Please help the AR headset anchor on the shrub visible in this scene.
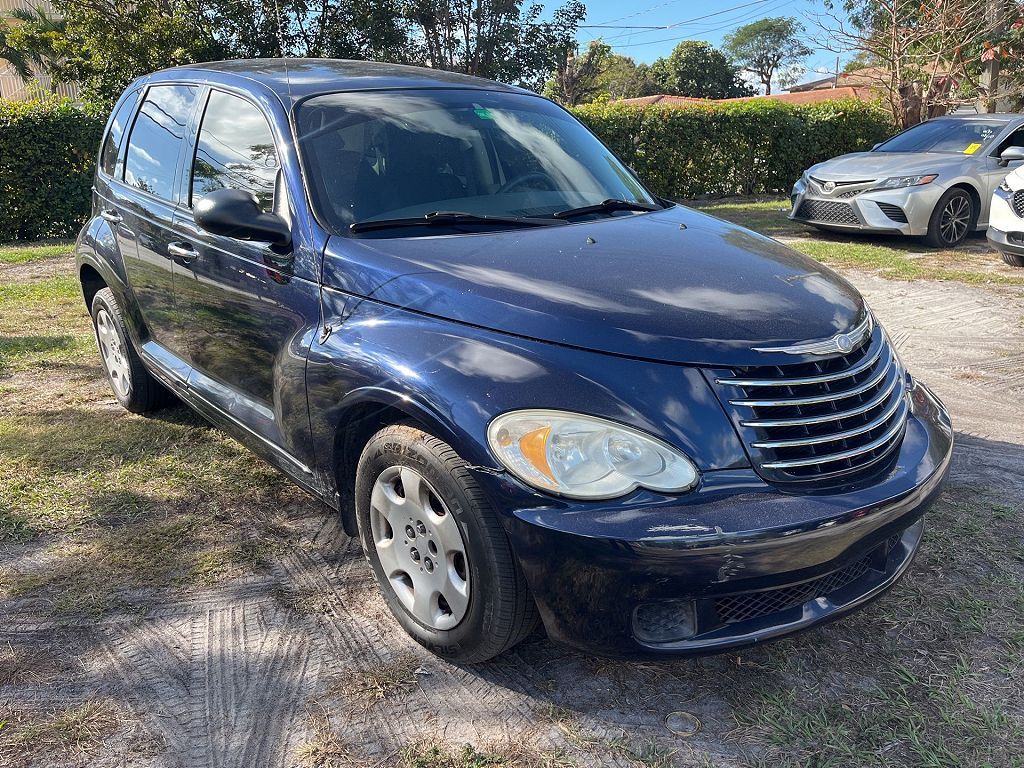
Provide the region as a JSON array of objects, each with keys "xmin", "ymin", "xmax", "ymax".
[
  {"xmin": 572, "ymin": 97, "xmax": 896, "ymax": 199},
  {"xmin": 0, "ymin": 98, "xmax": 104, "ymax": 242}
]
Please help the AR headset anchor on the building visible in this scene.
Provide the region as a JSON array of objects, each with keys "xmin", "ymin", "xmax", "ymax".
[
  {"xmin": 0, "ymin": 0, "xmax": 77, "ymax": 100},
  {"xmin": 615, "ymin": 86, "xmax": 875, "ymax": 108}
]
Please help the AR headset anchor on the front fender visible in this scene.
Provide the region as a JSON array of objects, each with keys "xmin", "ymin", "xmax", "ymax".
[{"xmin": 306, "ymin": 289, "xmax": 750, "ymax": 506}]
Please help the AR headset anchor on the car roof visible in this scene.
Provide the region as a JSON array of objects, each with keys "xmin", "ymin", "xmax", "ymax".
[{"xmin": 147, "ymin": 58, "xmax": 531, "ymax": 103}]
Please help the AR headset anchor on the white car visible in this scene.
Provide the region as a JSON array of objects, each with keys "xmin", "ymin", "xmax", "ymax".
[{"xmin": 987, "ymin": 156, "xmax": 1024, "ymax": 267}]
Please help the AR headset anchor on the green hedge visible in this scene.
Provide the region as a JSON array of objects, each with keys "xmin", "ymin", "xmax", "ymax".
[
  {"xmin": 572, "ymin": 98, "xmax": 896, "ymax": 199},
  {"xmin": 0, "ymin": 98, "xmax": 104, "ymax": 242},
  {"xmin": 0, "ymin": 95, "xmax": 893, "ymax": 243}
]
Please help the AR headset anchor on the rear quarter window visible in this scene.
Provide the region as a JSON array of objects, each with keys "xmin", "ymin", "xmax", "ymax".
[
  {"xmin": 100, "ymin": 89, "xmax": 140, "ymax": 177},
  {"xmin": 124, "ymin": 84, "xmax": 199, "ymax": 201}
]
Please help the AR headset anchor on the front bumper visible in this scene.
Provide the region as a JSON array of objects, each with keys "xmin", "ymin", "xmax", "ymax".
[
  {"xmin": 789, "ymin": 177, "xmax": 944, "ymax": 237},
  {"xmin": 987, "ymin": 186, "xmax": 1024, "ymax": 256},
  {"xmin": 486, "ymin": 380, "xmax": 952, "ymax": 658}
]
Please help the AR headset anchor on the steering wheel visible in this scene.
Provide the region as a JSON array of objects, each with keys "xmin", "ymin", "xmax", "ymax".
[{"xmin": 497, "ymin": 171, "xmax": 557, "ymax": 194}]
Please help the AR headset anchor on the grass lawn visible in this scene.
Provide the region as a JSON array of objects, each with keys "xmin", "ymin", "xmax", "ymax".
[
  {"xmin": 693, "ymin": 197, "xmax": 1024, "ymax": 286},
  {"xmin": 0, "ymin": 240, "xmax": 74, "ymax": 265}
]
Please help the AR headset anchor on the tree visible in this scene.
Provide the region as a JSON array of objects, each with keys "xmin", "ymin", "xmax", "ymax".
[
  {"xmin": 51, "ymin": 0, "xmax": 411, "ymax": 106},
  {"xmin": 649, "ymin": 40, "xmax": 754, "ymax": 99},
  {"xmin": 723, "ymin": 17, "xmax": 813, "ymax": 95},
  {"xmin": 545, "ymin": 40, "xmax": 610, "ymax": 105},
  {"xmin": 819, "ymin": 0, "xmax": 1011, "ymax": 126},
  {"xmin": 1, "ymin": 4, "xmax": 67, "ymax": 86},
  {"xmin": 403, "ymin": 0, "xmax": 586, "ymax": 92},
  {"xmin": 596, "ymin": 54, "xmax": 657, "ymax": 99}
]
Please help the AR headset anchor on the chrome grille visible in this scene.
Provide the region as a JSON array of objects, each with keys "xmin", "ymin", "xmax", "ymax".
[
  {"xmin": 1013, "ymin": 190, "xmax": 1024, "ymax": 218},
  {"xmin": 795, "ymin": 199, "xmax": 859, "ymax": 225},
  {"xmin": 712, "ymin": 324, "xmax": 909, "ymax": 483}
]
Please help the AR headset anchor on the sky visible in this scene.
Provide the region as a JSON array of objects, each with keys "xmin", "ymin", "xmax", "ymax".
[{"xmin": 575, "ymin": 0, "xmax": 851, "ymax": 89}]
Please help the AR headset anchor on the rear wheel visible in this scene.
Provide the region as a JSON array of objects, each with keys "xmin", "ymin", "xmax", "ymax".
[
  {"xmin": 355, "ymin": 424, "xmax": 538, "ymax": 662},
  {"xmin": 924, "ymin": 188, "xmax": 974, "ymax": 248},
  {"xmin": 90, "ymin": 288, "xmax": 173, "ymax": 413},
  {"xmin": 1001, "ymin": 250, "xmax": 1024, "ymax": 267}
]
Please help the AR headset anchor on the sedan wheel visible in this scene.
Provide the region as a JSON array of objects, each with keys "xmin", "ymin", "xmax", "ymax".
[{"xmin": 924, "ymin": 188, "xmax": 974, "ymax": 248}]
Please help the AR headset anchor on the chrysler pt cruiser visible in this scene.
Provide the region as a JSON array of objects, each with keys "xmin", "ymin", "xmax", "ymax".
[{"xmin": 76, "ymin": 60, "xmax": 953, "ymax": 662}]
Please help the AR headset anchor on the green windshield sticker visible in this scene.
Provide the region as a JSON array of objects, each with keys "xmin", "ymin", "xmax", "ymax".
[{"xmin": 474, "ymin": 107, "xmax": 494, "ymax": 120}]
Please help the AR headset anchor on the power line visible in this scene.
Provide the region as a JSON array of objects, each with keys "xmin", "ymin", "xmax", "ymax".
[
  {"xmin": 598, "ymin": 0, "xmax": 776, "ymax": 44},
  {"xmin": 610, "ymin": 0, "xmax": 796, "ymax": 49}
]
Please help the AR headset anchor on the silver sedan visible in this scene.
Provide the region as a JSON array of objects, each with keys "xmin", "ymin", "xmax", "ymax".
[{"xmin": 790, "ymin": 114, "xmax": 1024, "ymax": 247}]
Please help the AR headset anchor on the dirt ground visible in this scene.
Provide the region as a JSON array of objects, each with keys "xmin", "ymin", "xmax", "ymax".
[{"xmin": 2, "ymin": 260, "xmax": 1023, "ymax": 768}]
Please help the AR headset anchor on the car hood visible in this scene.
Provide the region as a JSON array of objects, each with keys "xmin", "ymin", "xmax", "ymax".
[
  {"xmin": 321, "ymin": 205, "xmax": 866, "ymax": 366},
  {"xmin": 807, "ymin": 151, "xmax": 968, "ymax": 180}
]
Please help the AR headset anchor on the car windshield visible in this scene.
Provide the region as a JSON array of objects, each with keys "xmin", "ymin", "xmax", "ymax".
[
  {"xmin": 295, "ymin": 89, "xmax": 658, "ymax": 233},
  {"xmin": 874, "ymin": 119, "xmax": 1005, "ymax": 154}
]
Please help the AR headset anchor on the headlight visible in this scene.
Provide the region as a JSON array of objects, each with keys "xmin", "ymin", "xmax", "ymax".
[
  {"xmin": 999, "ymin": 179, "xmax": 1012, "ymax": 193},
  {"xmin": 487, "ymin": 410, "xmax": 699, "ymax": 499},
  {"xmin": 874, "ymin": 174, "xmax": 938, "ymax": 190}
]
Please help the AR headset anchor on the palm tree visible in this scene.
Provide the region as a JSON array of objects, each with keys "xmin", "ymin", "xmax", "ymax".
[{"xmin": 1, "ymin": 5, "xmax": 66, "ymax": 85}]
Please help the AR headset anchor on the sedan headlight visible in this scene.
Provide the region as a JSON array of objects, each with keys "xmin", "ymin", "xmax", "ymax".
[
  {"xmin": 874, "ymin": 174, "xmax": 938, "ymax": 190},
  {"xmin": 487, "ymin": 410, "xmax": 699, "ymax": 499}
]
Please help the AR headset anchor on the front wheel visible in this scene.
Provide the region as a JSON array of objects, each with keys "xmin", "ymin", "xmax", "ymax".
[
  {"xmin": 355, "ymin": 424, "xmax": 538, "ymax": 663},
  {"xmin": 1001, "ymin": 250, "xmax": 1024, "ymax": 267},
  {"xmin": 924, "ymin": 188, "xmax": 974, "ymax": 248}
]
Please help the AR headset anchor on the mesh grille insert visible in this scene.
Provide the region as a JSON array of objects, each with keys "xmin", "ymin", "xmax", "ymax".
[
  {"xmin": 1013, "ymin": 190, "xmax": 1024, "ymax": 218},
  {"xmin": 795, "ymin": 199, "xmax": 860, "ymax": 225},
  {"xmin": 715, "ymin": 555, "xmax": 873, "ymax": 624}
]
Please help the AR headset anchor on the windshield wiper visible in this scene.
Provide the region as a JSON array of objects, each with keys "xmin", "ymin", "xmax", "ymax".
[
  {"xmin": 350, "ymin": 210, "xmax": 565, "ymax": 233},
  {"xmin": 553, "ymin": 198, "xmax": 660, "ymax": 220}
]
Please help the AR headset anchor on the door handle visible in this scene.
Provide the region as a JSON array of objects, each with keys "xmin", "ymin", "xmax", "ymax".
[
  {"xmin": 99, "ymin": 209, "xmax": 123, "ymax": 225},
  {"xmin": 168, "ymin": 242, "xmax": 199, "ymax": 263}
]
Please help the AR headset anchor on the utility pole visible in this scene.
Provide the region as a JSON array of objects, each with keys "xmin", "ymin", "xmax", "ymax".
[{"xmin": 979, "ymin": 0, "xmax": 1008, "ymax": 112}]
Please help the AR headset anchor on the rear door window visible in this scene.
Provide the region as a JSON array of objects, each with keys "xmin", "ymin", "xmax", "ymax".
[
  {"xmin": 190, "ymin": 90, "xmax": 279, "ymax": 212},
  {"xmin": 124, "ymin": 84, "xmax": 199, "ymax": 201},
  {"xmin": 100, "ymin": 89, "xmax": 140, "ymax": 177}
]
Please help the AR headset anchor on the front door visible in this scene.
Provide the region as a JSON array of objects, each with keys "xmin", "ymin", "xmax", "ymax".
[
  {"xmin": 171, "ymin": 88, "xmax": 320, "ymax": 475},
  {"xmin": 117, "ymin": 83, "xmax": 200, "ymax": 375}
]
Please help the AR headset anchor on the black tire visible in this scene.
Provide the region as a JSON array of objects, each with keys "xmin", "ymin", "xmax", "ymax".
[
  {"xmin": 1001, "ymin": 250, "xmax": 1024, "ymax": 268},
  {"xmin": 90, "ymin": 287, "xmax": 173, "ymax": 413},
  {"xmin": 355, "ymin": 424, "xmax": 539, "ymax": 663},
  {"xmin": 924, "ymin": 187, "xmax": 975, "ymax": 248}
]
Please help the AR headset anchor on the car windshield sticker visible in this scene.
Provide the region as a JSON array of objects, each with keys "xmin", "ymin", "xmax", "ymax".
[
  {"xmin": 964, "ymin": 142, "xmax": 983, "ymax": 154},
  {"xmin": 472, "ymin": 104, "xmax": 494, "ymax": 120}
]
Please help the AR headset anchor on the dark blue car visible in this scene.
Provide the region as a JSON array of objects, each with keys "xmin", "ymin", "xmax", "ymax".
[{"xmin": 76, "ymin": 59, "xmax": 953, "ymax": 661}]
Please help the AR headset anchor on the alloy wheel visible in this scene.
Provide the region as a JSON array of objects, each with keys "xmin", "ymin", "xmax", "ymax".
[
  {"xmin": 95, "ymin": 307, "xmax": 132, "ymax": 399},
  {"xmin": 938, "ymin": 195, "xmax": 970, "ymax": 245},
  {"xmin": 369, "ymin": 466, "xmax": 470, "ymax": 630}
]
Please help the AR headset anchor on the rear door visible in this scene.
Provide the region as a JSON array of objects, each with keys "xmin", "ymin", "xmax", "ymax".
[
  {"xmin": 117, "ymin": 83, "xmax": 200, "ymax": 380},
  {"xmin": 171, "ymin": 88, "xmax": 320, "ymax": 477}
]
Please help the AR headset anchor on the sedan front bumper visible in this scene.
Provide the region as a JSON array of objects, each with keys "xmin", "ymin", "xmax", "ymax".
[
  {"xmin": 789, "ymin": 177, "xmax": 945, "ymax": 237},
  {"xmin": 485, "ymin": 379, "xmax": 952, "ymax": 658}
]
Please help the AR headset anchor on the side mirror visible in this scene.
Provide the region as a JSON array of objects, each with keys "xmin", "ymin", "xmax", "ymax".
[
  {"xmin": 999, "ymin": 146, "xmax": 1024, "ymax": 167},
  {"xmin": 194, "ymin": 188, "xmax": 291, "ymax": 247}
]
